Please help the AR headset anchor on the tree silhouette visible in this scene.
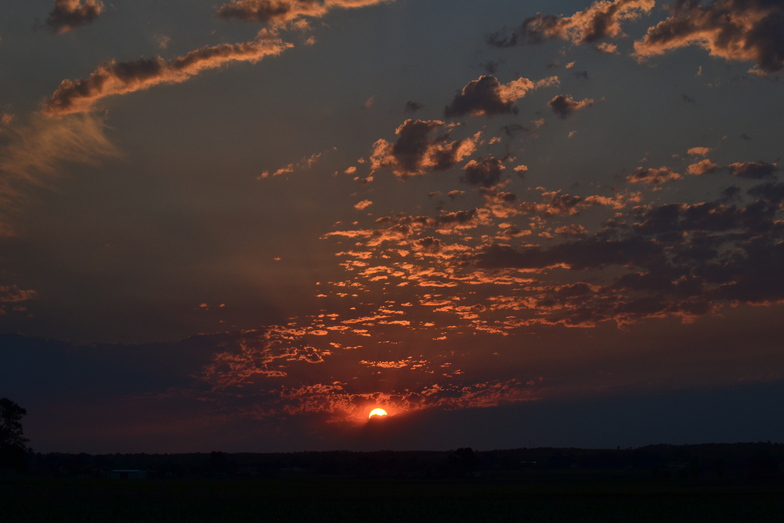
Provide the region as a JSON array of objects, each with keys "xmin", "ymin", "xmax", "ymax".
[{"xmin": 0, "ymin": 398, "xmax": 30, "ymax": 473}]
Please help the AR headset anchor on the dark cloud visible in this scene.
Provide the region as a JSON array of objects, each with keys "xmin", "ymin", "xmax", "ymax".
[
  {"xmin": 748, "ymin": 181, "xmax": 784, "ymax": 204},
  {"xmin": 501, "ymin": 123, "xmax": 527, "ymax": 137},
  {"xmin": 481, "ymin": 60, "xmax": 500, "ymax": 74},
  {"xmin": 404, "ymin": 100, "xmax": 424, "ymax": 113},
  {"xmin": 487, "ymin": 0, "xmax": 654, "ymax": 47},
  {"xmin": 476, "ymin": 236, "xmax": 663, "ymax": 271},
  {"xmin": 574, "ymin": 70, "xmax": 590, "ymax": 81},
  {"xmin": 368, "ymin": 119, "xmax": 480, "ymax": 178},
  {"xmin": 444, "ymin": 75, "xmax": 555, "ymax": 119},
  {"xmin": 44, "ymin": 38, "xmax": 291, "ymax": 116},
  {"xmin": 729, "ymin": 161, "xmax": 779, "ymax": 179},
  {"xmin": 462, "ymin": 157, "xmax": 505, "ymax": 187},
  {"xmin": 682, "ymin": 94, "xmax": 697, "ymax": 104},
  {"xmin": 47, "ymin": 0, "xmax": 103, "ymax": 34},
  {"xmin": 548, "ymin": 94, "xmax": 594, "ymax": 119},
  {"xmin": 720, "ymin": 185, "xmax": 743, "ymax": 202},
  {"xmin": 634, "ymin": 0, "xmax": 784, "ymax": 73}
]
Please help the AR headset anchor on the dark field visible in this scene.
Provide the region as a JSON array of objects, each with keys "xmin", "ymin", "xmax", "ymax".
[{"xmin": 2, "ymin": 475, "xmax": 783, "ymax": 523}]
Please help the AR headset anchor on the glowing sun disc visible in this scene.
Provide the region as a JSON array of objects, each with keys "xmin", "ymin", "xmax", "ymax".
[{"xmin": 368, "ymin": 408, "xmax": 388, "ymax": 419}]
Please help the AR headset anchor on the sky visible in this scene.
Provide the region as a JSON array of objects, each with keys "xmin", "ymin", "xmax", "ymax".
[{"xmin": 1, "ymin": 0, "xmax": 784, "ymax": 453}]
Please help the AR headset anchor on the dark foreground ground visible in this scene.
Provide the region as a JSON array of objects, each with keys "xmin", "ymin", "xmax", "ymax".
[{"xmin": 2, "ymin": 474, "xmax": 783, "ymax": 523}]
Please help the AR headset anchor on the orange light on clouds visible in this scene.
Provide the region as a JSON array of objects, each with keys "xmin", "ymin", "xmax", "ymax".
[{"xmin": 368, "ymin": 408, "xmax": 388, "ymax": 419}]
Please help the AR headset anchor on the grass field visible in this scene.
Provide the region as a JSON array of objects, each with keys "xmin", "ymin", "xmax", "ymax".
[{"xmin": 2, "ymin": 475, "xmax": 783, "ymax": 522}]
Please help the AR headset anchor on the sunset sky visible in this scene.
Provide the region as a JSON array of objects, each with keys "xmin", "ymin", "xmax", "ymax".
[{"xmin": 2, "ymin": 0, "xmax": 784, "ymax": 453}]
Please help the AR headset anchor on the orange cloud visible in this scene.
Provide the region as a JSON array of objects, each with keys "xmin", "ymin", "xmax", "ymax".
[
  {"xmin": 548, "ymin": 94, "xmax": 594, "ymax": 119},
  {"xmin": 634, "ymin": 0, "xmax": 784, "ymax": 73},
  {"xmin": 216, "ymin": 0, "xmax": 394, "ymax": 28},
  {"xmin": 258, "ymin": 147, "xmax": 335, "ymax": 178},
  {"xmin": 687, "ymin": 146, "xmax": 711, "ymax": 156},
  {"xmin": 444, "ymin": 75, "xmax": 558, "ymax": 118},
  {"xmin": 44, "ymin": 37, "xmax": 292, "ymax": 116},
  {"xmin": 488, "ymin": 0, "xmax": 654, "ymax": 47},
  {"xmin": 368, "ymin": 119, "xmax": 480, "ymax": 179},
  {"xmin": 625, "ymin": 166, "xmax": 682, "ymax": 185},
  {"xmin": 687, "ymin": 159, "xmax": 718, "ymax": 175}
]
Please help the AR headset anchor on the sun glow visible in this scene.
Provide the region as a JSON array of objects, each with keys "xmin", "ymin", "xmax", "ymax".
[{"xmin": 368, "ymin": 408, "xmax": 388, "ymax": 419}]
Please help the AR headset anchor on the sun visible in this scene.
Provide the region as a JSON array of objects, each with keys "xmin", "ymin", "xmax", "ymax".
[{"xmin": 368, "ymin": 408, "xmax": 388, "ymax": 419}]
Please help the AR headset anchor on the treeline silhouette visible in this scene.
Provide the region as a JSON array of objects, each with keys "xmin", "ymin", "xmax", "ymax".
[{"xmin": 21, "ymin": 442, "xmax": 784, "ymax": 482}]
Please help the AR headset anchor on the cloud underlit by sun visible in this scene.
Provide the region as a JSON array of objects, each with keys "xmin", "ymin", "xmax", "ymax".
[{"xmin": 368, "ymin": 408, "xmax": 388, "ymax": 419}]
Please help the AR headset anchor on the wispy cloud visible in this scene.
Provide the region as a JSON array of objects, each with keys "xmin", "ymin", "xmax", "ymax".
[
  {"xmin": 0, "ymin": 114, "xmax": 120, "ymax": 231},
  {"xmin": 258, "ymin": 147, "xmax": 336, "ymax": 178}
]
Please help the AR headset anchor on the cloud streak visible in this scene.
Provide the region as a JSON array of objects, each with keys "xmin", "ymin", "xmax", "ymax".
[
  {"xmin": 216, "ymin": 0, "xmax": 394, "ymax": 28},
  {"xmin": 0, "ymin": 114, "xmax": 120, "ymax": 231},
  {"xmin": 44, "ymin": 37, "xmax": 292, "ymax": 116}
]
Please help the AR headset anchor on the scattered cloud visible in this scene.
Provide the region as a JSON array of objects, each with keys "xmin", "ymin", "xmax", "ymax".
[
  {"xmin": 444, "ymin": 75, "xmax": 558, "ymax": 118},
  {"xmin": 368, "ymin": 119, "xmax": 480, "ymax": 179},
  {"xmin": 47, "ymin": 0, "xmax": 104, "ymax": 34},
  {"xmin": 687, "ymin": 159, "xmax": 718, "ymax": 175},
  {"xmin": 404, "ymin": 100, "xmax": 424, "ymax": 113},
  {"xmin": 625, "ymin": 166, "xmax": 682, "ymax": 185},
  {"xmin": 462, "ymin": 157, "xmax": 505, "ymax": 187},
  {"xmin": 259, "ymin": 147, "xmax": 335, "ymax": 178},
  {"xmin": 729, "ymin": 161, "xmax": 779, "ymax": 179},
  {"xmin": 687, "ymin": 146, "xmax": 711, "ymax": 156},
  {"xmin": 548, "ymin": 94, "xmax": 594, "ymax": 119}
]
